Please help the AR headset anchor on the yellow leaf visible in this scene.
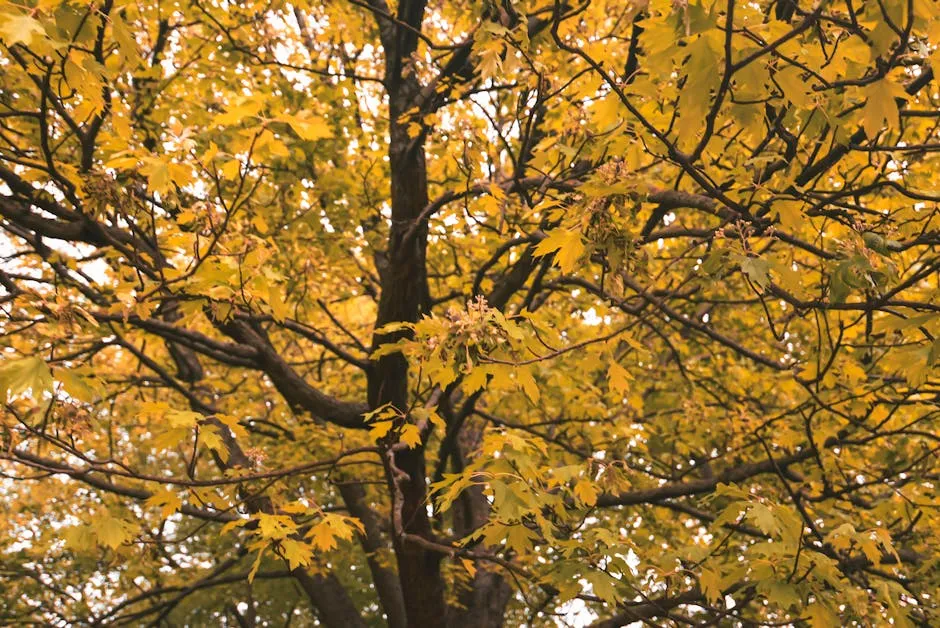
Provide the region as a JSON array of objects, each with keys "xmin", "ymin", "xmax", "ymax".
[
  {"xmin": 268, "ymin": 283, "xmax": 289, "ymax": 322},
  {"xmin": 256, "ymin": 514, "xmax": 296, "ymax": 540},
  {"xmin": 105, "ymin": 155, "xmax": 140, "ymax": 170},
  {"xmin": 0, "ymin": 13, "xmax": 46, "ymax": 47},
  {"xmin": 248, "ymin": 548, "xmax": 265, "ymax": 583},
  {"xmin": 111, "ymin": 13, "xmax": 139, "ymax": 67},
  {"xmin": 412, "ymin": 406, "xmax": 446, "ymax": 430},
  {"xmin": 773, "ymin": 199, "xmax": 804, "ymax": 232},
  {"xmin": 203, "ymin": 141, "xmax": 219, "ymax": 163},
  {"xmin": 369, "ymin": 420, "xmax": 395, "ymax": 441},
  {"xmin": 306, "ymin": 513, "xmax": 362, "ymax": 551},
  {"xmin": 94, "ymin": 513, "xmax": 134, "ymax": 549},
  {"xmin": 462, "ymin": 364, "xmax": 493, "ymax": 394},
  {"xmin": 515, "ymin": 367, "xmax": 540, "ymax": 403},
  {"xmin": 699, "ymin": 567, "xmax": 722, "ymax": 603},
  {"xmin": 278, "ymin": 113, "xmax": 332, "ymax": 140},
  {"xmin": 0, "ymin": 356, "xmax": 53, "ymax": 402},
  {"xmin": 280, "ymin": 501, "xmax": 310, "ymax": 515},
  {"xmin": 460, "ymin": 558, "xmax": 477, "ymax": 577},
  {"xmin": 213, "ymin": 100, "xmax": 264, "ymax": 126},
  {"xmin": 806, "ymin": 602, "xmax": 839, "ymax": 627},
  {"xmin": 63, "ymin": 525, "xmax": 95, "ymax": 552},
  {"xmin": 220, "ymin": 518, "xmax": 249, "ymax": 535},
  {"xmin": 166, "ymin": 409, "xmax": 201, "ymax": 429},
  {"xmin": 592, "ymin": 93, "xmax": 623, "ymax": 130},
  {"xmin": 862, "ymin": 80, "xmax": 905, "ymax": 138},
  {"xmin": 573, "ymin": 479, "xmax": 598, "ymax": 507},
  {"xmin": 280, "ymin": 538, "xmax": 313, "ymax": 570},
  {"xmin": 534, "ymin": 229, "xmax": 585, "ymax": 273},
  {"xmin": 140, "ymin": 158, "xmax": 171, "ymax": 195},
  {"xmin": 400, "ymin": 423, "xmax": 422, "ymax": 448},
  {"xmin": 307, "ymin": 521, "xmax": 338, "ymax": 552},
  {"xmin": 215, "ymin": 413, "xmax": 247, "ymax": 440},
  {"xmin": 774, "ymin": 66, "xmax": 812, "ymax": 108},
  {"xmin": 505, "ymin": 524, "xmax": 537, "ymax": 551},
  {"xmin": 111, "ymin": 114, "xmax": 132, "ymax": 140},
  {"xmin": 220, "ymin": 159, "xmax": 242, "ymax": 180},
  {"xmin": 152, "ymin": 427, "xmax": 190, "ymax": 451},
  {"xmin": 200, "ymin": 425, "xmax": 228, "ymax": 462},
  {"xmin": 607, "ymin": 361, "xmax": 631, "ymax": 395},
  {"xmin": 146, "ymin": 487, "xmax": 182, "ymax": 518},
  {"xmin": 167, "ymin": 162, "xmax": 193, "ymax": 187}
]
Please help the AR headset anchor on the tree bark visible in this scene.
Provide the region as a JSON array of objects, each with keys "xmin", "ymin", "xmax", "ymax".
[
  {"xmin": 364, "ymin": 1, "xmax": 447, "ymax": 624},
  {"xmin": 369, "ymin": 113, "xmax": 446, "ymax": 627},
  {"xmin": 338, "ymin": 482, "xmax": 408, "ymax": 628}
]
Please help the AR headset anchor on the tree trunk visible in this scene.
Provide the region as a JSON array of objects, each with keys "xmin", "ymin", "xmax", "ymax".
[{"xmin": 368, "ymin": 79, "xmax": 446, "ymax": 628}]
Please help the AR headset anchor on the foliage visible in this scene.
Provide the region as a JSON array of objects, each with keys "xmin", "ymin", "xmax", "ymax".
[{"xmin": 0, "ymin": 0, "xmax": 938, "ymax": 626}]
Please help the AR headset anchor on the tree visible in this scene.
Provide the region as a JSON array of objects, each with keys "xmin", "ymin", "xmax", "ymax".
[{"xmin": 0, "ymin": 0, "xmax": 937, "ymax": 625}]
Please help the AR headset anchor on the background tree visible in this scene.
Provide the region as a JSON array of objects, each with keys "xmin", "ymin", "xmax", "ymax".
[{"xmin": 0, "ymin": 0, "xmax": 937, "ymax": 626}]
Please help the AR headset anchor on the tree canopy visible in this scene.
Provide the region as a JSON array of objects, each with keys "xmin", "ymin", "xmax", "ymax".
[{"xmin": 0, "ymin": 0, "xmax": 938, "ymax": 625}]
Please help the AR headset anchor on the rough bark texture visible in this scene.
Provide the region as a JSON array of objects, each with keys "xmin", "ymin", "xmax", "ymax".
[{"xmin": 364, "ymin": 2, "xmax": 450, "ymax": 625}]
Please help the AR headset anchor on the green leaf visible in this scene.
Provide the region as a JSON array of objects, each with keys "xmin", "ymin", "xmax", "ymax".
[
  {"xmin": 748, "ymin": 503, "xmax": 781, "ymax": 536},
  {"xmin": 805, "ymin": 601, "xmax": 839, "ymax": 627},
  {"xmin": 739, "ymin": 256, "xmax": 771, "ymax": 290},
  {"xmin": 764, "ymin": 581, "xmax": 801, "ymax": 610}
]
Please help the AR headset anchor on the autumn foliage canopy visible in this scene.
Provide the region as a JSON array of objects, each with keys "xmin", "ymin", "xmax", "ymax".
[{"xmin": 0, "ymin": 0, "xmax": 938, "ymax": 626}]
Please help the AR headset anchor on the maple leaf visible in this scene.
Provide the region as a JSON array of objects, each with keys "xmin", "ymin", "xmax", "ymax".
[
  {"xmin": 699, "ymin": 567, "xmax": 722, "ymax": 603},
  {"xmin": 0, "ymin": 356, "xmax": 53, "ymax": 402},
  {"xmin": 607, "ymin": 361, "xmax": 631, "ymax": 395},
  {"xmin": 573, "ymin": 479, "xmax": 598, "ymax": 507},
  {"xmin": 145, "ymin": 487, "xmax": 183, "ymax": 518},
  {"xmin": 0, "ymin": 2, "xmax": 938, "ymax": 624},
  {"xmin": 307, "ymin": 521, "xmax": 338, "ymax": 552},
  {"xmin": 94, "ymin": 514, "xmax": 134, "ymax": 550},
  {"xmin": 369, "ymin": 420, "xmax": 395, "ymax": 441},
  {"xmin": 257, "ymin": 514, "xmax": 296, "ymax": 541},
  {"xmin": 399, "ymin": 423, "xmax": 422, "ymax": 448},
  {"xmin": 278, "ymin": 114, "xmax": 333, "ymax": 140},
  {"xmin": 739, "ymin": 256, "xmax": 771, "ymax": 290},
  {"xmin": 534, "ymin": 229, "xmax": 586, "ymax": 273},
  {"xmin": 213, "ymin": 100, "xmax": 264, "ymax": 127},
  {"xmin": 862, "ymin": 80, "xmax": 906, "ymax": 139},
  {"xmin": 279, "ymin": 538, "xmax": 314, "ymax": 570},
  {"xmin": 0, "ymin": 13, "xmax": 46, "ymax": 47},
  {"xmin": 515, "ymin": 367, "xmax": 540, "ymax": 403}
]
